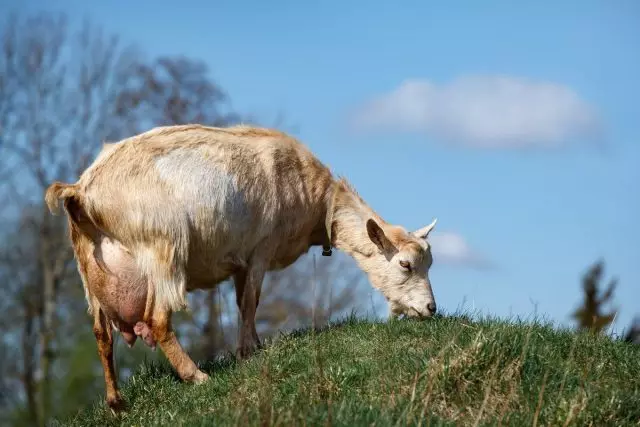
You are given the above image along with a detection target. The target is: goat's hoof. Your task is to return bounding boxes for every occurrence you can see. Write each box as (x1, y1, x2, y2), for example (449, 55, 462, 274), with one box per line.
(106, 394, 126, 414)
(190, 369, 210, 384)
(236, 346, 255, 361)
(236, 339, 262, 360)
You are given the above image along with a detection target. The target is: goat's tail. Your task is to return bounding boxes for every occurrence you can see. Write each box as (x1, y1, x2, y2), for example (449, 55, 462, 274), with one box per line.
(45, 181, 80, 215)
(45, 181, 99, 242)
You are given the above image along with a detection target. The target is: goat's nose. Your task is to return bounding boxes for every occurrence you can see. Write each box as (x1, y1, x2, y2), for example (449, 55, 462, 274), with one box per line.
(427, 302, 437, 315)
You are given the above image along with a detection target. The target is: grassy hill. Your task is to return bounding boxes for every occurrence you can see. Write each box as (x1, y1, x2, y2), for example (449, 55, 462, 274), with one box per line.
(58, 314, 639, 426)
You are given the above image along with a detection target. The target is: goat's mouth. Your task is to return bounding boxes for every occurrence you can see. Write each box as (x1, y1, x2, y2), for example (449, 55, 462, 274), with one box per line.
(392, 304, 433, 320)
(406, 307, 432, 320)
(389, 296, 437, 320)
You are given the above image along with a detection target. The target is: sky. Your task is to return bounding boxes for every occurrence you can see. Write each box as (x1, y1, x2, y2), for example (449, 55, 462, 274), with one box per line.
(4, 0, 639, 333)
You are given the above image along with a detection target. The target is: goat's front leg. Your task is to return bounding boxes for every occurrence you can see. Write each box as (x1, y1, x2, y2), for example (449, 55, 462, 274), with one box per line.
(151, 307, 209, 383)
(234, 265, 264, 360)
(92, 305, 124, 412)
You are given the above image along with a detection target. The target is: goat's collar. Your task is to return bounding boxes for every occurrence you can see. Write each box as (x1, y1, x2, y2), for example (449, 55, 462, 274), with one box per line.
(322, 180, 340, 256)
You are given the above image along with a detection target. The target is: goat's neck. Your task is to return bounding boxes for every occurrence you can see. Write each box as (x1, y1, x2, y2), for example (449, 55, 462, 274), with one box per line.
(326, 179, 382, 258)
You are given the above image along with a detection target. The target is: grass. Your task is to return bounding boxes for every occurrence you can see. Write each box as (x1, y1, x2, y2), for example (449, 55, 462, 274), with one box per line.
(58, 314, 640, 426)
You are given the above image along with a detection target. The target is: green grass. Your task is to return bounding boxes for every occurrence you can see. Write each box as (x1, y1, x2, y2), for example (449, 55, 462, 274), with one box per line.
(58, 314, 640, 426)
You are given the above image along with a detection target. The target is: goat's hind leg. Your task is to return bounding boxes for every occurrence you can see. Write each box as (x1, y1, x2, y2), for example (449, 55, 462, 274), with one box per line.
(91, 300, 124, 412)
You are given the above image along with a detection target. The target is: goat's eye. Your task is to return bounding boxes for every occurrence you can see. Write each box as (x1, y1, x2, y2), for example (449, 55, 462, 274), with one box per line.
(399, 260, 412, 272)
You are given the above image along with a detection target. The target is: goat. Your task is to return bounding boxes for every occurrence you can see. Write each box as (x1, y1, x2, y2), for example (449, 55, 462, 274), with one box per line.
(45, 124, 438, 410)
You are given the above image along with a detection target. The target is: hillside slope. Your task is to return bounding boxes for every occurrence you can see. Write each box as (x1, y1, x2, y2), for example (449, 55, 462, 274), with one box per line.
(59, 315, 640, 426)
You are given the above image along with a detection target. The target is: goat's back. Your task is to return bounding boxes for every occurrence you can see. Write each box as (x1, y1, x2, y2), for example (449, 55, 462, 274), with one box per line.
(76, 124, 334, 288)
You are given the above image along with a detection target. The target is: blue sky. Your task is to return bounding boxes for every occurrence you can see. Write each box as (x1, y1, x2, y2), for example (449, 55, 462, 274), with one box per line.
(5, 0, 639, 333)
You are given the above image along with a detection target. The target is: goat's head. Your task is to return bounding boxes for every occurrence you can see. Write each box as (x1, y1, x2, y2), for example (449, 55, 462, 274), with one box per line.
(358, 218, 438, 319)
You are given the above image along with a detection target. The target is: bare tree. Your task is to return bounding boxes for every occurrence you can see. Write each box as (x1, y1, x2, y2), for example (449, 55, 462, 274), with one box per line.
(0, 208, 53, 425)
(0, 13, 143, 425)
(117, 55, 242, 129)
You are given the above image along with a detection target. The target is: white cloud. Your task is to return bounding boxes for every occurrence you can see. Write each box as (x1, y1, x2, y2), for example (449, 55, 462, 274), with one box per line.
(349, 75, 601, 148)
(430, 232, 489, 269)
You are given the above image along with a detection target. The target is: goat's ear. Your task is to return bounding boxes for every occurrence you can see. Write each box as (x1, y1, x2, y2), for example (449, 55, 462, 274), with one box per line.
(412, 218, 437, 240)
(366, 218, 391, 253)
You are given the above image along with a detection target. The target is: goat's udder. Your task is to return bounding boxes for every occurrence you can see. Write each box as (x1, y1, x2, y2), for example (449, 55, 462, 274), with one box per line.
(134, 321, 156, 350)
